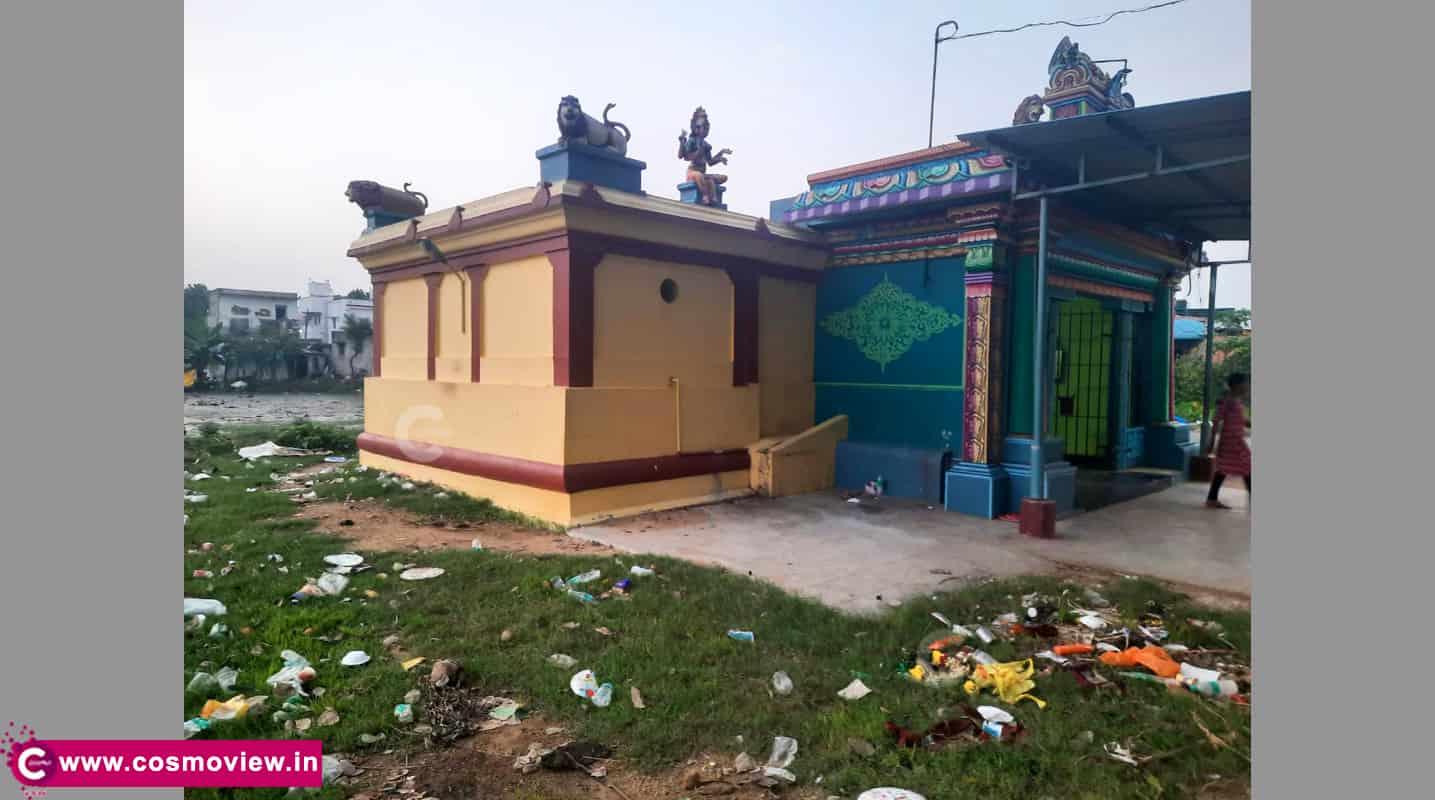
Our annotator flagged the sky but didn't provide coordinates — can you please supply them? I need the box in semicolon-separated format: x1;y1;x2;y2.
184;0;1251;309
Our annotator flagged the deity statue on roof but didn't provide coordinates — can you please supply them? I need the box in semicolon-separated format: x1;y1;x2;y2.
677;107;732;207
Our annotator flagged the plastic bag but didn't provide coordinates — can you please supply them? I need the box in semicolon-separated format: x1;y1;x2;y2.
200;695;250;721
187;672;218;695
767;736;798;769
963;659;1047;708
772;671;794;696
1098;645;1179;678
184;598;227;617
265;650;315;697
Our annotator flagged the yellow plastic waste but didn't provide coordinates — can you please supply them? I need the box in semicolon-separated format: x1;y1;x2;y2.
963;659;1047;709
200;695;250;721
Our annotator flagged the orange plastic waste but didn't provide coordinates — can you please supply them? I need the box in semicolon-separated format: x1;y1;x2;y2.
1052;644;1094;656
1098;645;1180;678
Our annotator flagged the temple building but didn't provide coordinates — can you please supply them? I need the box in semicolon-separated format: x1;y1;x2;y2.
343;39;1250;531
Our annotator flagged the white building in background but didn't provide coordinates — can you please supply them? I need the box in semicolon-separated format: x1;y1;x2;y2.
298;280;373;377
206;288;300;336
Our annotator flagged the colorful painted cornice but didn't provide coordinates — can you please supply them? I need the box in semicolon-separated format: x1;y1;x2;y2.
783;152;1013;224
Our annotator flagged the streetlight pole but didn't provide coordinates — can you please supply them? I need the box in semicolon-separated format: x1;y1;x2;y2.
929;20;960;149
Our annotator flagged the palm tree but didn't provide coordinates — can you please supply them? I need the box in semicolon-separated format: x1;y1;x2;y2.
342;314;374;375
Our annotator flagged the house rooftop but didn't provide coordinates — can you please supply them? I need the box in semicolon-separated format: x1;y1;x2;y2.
209;288;299;300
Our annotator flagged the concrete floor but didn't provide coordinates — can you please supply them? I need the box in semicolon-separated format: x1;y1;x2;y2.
571;479;1249;614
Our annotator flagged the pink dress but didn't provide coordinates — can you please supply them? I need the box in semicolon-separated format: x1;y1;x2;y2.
1214;396;1251;477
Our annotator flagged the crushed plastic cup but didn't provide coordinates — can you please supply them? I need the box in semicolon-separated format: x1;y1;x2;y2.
394;703;415;724
340;650;371;667
772;671;794;696
728;630;755;642
977;706;1015;725
767;735;798;769
548;653;578;669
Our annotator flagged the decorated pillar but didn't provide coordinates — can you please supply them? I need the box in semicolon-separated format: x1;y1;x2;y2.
944;239;1012;518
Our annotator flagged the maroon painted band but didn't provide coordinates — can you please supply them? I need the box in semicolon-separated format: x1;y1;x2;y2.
357;432;749;493
464;265;488;382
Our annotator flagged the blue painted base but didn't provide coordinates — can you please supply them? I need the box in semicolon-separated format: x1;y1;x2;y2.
535;142;646;194
364;210;414;231
945;462;1009;518
999;436;1077;514
1144;423;1200;477
678;181;726;209
834;441;951;506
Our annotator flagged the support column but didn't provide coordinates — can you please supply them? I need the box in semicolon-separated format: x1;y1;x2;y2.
1113;310;1135;470
944;271;1010;517
1020;196;1056;537
727;269;759;386
370;282;386;378
424;272;443;381
465;265;489;383
548;245;601;387
1200;264;1219;451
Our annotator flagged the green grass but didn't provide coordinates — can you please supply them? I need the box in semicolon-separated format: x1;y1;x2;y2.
184;424;1250;799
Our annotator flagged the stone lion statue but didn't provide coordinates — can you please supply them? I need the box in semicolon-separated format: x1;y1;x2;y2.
555;96;631;156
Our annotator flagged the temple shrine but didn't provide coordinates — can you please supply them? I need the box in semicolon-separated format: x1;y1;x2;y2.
343;39;1251;531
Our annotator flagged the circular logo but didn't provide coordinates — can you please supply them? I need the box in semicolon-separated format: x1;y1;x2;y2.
11;742;56;786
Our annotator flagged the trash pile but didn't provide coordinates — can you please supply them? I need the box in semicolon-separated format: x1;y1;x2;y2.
889;589;1251;756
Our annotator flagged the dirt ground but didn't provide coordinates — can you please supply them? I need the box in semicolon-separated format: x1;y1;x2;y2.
295;499;613;557
338;712;825;800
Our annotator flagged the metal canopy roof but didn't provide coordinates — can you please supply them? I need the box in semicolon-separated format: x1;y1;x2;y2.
959;90;1250;243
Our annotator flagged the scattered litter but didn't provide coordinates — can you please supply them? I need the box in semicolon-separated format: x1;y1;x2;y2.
974;626;996;644
548;654;578;669
567;569;602;585
185;494;208;504
403;689;422;705
382;635;401;649
265;650;316;698
238;441;324;460
569;670;614;707
977;706;1014;725
767;736;799;769
317;708;341;727
358;733;386;745
763;767;797;783
323;553;365;568
207;623;229;639
857;790;927;800
182;718;210;739
630;565;655;577
191;473;211;481
321;755;358;785
630;687;646;708
1179;662;1222;684
1053;643;1095;656
187;672;218;695
1079;614;1108;630
215;666;238;692
429;659;461;688
837;679;872;701
728;630;755;643
192;570;214;579
401;657;426;672
399;567;445;581
1100;645;1180;678
772;671;794;696
200;695;257;722
393;704;414;724
1104;741;1149;767
735;752;757;772
400;482;415;490
964;659;1047;708
471;539;483;551
340;650;370;667
1188;618;1225;634
316;573;350;596
324;456;348;463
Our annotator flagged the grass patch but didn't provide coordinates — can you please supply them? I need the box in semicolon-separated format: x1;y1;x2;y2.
184;425;1250;799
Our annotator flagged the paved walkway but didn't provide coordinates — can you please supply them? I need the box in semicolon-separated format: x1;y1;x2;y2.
570;480;1249;614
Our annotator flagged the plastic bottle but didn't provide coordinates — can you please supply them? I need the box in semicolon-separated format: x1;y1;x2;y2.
567;570;602;586
969;650;997;666
630;566;656;577
565;588;596;604
728;630;756;642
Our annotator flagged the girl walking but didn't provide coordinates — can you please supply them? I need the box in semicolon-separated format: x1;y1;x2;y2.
1206;372;1251;509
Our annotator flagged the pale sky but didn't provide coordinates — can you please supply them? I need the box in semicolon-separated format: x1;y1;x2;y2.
184;0;1251;308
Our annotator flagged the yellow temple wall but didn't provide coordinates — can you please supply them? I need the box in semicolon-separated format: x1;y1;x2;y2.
377;277;428;381
480;255;555;386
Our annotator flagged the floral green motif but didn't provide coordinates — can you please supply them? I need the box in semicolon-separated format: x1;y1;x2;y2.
820;275;962;371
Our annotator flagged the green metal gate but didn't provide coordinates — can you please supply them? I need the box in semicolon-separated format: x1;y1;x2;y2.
1052;299;1115;466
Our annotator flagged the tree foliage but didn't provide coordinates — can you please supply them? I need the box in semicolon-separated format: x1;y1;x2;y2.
344;288;371;300
341;314;374;374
